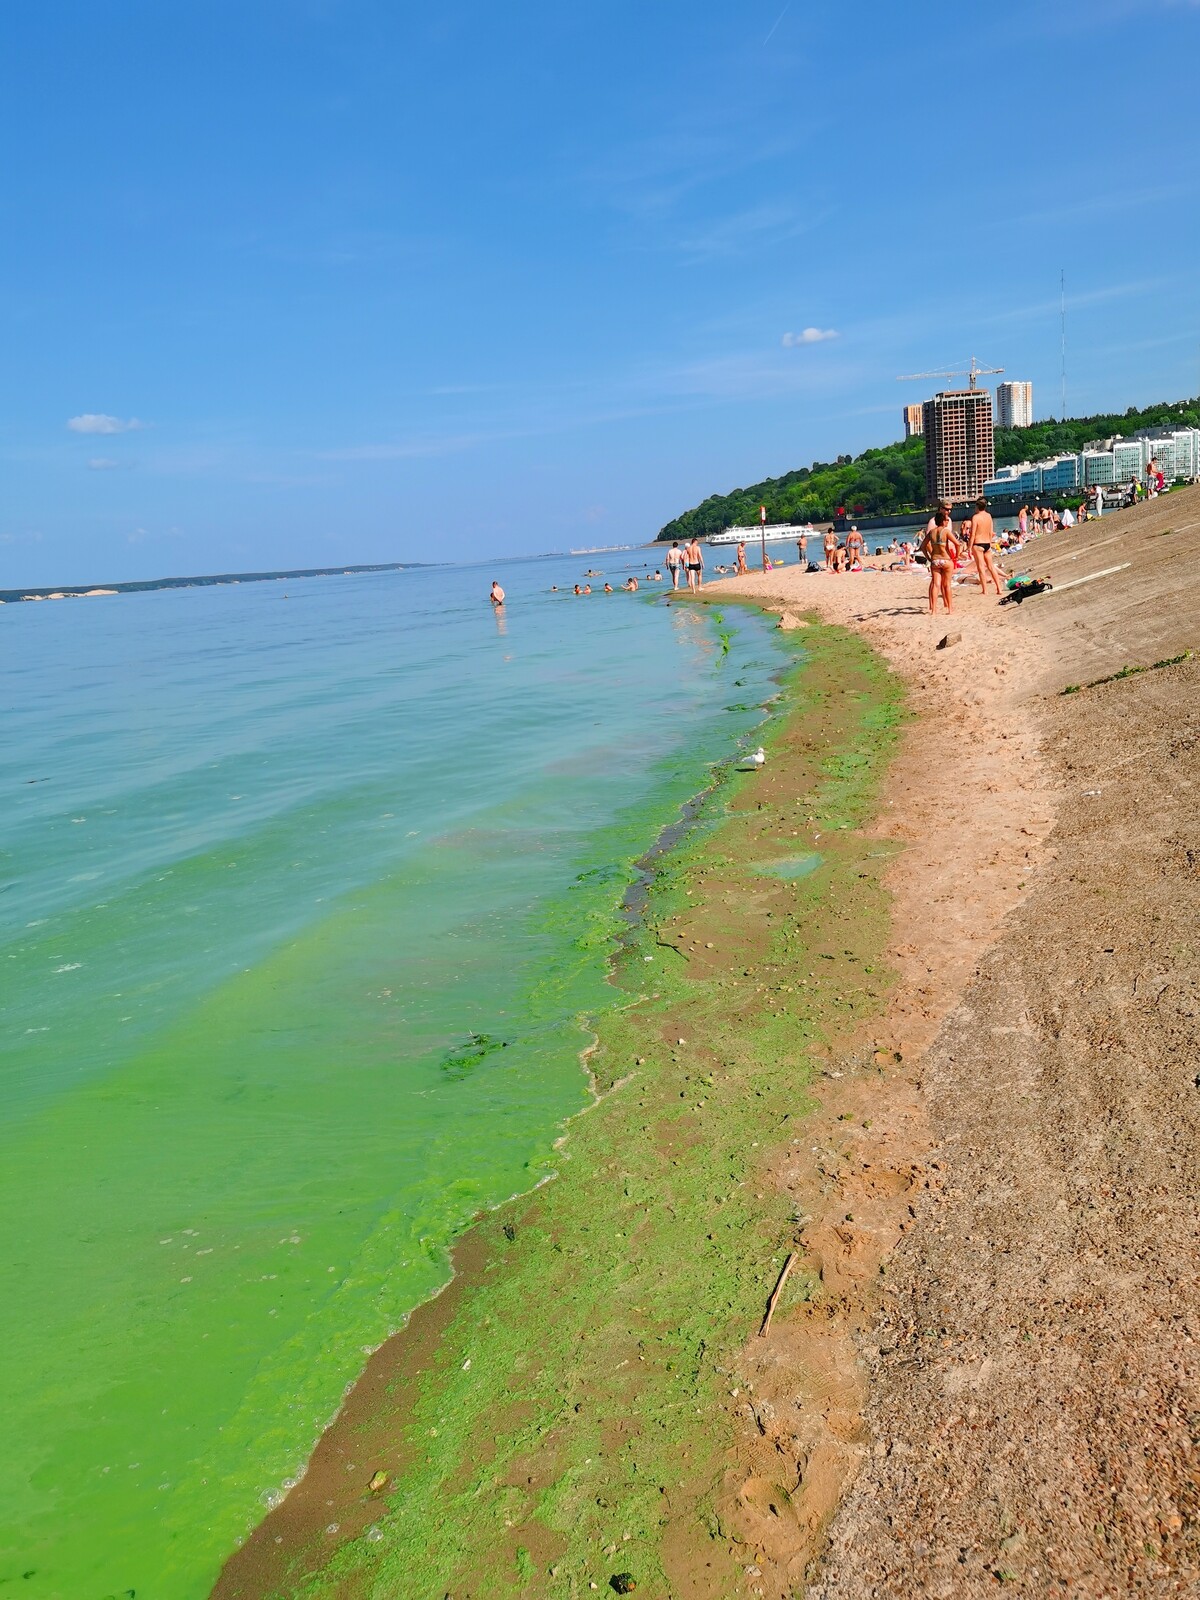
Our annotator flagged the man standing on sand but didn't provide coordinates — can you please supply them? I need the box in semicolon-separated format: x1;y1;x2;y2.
967;496;1003;597
683;536;704;592
919;508;959;613
924;501;953;544
797;533;809;568
665;541;684;589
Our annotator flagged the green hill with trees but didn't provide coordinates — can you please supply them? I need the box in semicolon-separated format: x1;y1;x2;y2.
656;394;1200;541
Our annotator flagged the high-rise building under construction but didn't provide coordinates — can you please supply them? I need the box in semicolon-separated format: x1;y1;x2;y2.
922;389;995;503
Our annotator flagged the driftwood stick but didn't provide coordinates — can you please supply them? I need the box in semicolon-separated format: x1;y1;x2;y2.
759;1251;798;1338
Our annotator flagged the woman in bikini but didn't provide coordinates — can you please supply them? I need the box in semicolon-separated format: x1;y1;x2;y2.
919;508;959;614
823;527;838;571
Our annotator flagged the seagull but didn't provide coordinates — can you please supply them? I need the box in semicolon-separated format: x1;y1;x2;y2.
747;747;766;768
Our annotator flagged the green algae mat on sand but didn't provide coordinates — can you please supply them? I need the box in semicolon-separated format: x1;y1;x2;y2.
218;621;905;1600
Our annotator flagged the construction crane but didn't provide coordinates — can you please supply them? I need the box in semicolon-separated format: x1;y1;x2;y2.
896;356;1004;390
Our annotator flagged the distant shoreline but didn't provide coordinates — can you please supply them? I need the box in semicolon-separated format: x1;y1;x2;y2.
0;561;435;605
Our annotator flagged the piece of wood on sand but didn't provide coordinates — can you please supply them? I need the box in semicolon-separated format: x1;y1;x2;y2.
759;1251;798;1338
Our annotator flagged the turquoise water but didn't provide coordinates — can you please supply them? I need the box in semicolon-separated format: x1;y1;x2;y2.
0;558;786;1599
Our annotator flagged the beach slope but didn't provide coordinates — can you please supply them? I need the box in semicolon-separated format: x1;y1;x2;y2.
711;489;1199;1596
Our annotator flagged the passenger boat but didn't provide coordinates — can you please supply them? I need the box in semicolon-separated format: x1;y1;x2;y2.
705;523;820;546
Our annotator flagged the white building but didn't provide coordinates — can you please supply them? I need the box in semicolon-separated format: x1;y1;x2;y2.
982;423;1200;498
1040;454;1080;491
1080;450;1117;486
995;381;1034;429
1112;439;1148;480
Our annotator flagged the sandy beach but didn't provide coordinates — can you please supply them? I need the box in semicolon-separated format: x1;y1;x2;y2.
704;488;1199;1597
214;489;1198;1599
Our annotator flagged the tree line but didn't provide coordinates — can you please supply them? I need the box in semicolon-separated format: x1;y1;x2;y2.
656;395;1200;540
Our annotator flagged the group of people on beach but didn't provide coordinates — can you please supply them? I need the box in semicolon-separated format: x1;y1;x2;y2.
489;488;1082;611
1017;504;1074;538
918;497;1007;613
663;539;706;591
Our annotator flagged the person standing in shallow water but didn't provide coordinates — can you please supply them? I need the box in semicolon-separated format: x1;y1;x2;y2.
489;580;505;606
684;537;704;592
665;541;684;590
919;508;959;613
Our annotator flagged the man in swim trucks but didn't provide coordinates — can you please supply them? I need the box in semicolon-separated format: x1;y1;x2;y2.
967;496;1004;597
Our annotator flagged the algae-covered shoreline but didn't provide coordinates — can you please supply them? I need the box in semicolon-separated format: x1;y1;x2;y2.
214;618;907;1599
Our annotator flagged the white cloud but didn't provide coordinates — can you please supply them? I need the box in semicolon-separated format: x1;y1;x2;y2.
782;328;839;347
67;413;146;435
86;457;122;471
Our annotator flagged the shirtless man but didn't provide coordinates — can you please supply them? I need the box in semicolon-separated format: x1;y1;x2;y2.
665;541;684;590
624;576;639;591
924;501;953;543
919;508;959;613
684;537;704;592
967;496;1003;596
823;527;838;571
796;534;808;568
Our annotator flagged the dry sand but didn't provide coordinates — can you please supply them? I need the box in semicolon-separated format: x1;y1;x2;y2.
700;490;1199;1597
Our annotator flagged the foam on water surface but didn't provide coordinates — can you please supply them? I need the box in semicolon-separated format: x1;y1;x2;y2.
753;853;824;879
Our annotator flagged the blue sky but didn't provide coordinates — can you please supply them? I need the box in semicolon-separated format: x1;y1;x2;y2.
2;0;1198;584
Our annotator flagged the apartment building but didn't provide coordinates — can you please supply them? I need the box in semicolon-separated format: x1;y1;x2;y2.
995;380;1033;429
